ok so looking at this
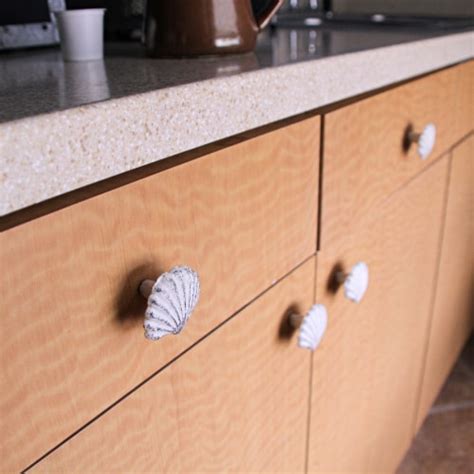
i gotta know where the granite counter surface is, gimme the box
[1,26,473,215]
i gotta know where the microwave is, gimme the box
[0,0,65,50]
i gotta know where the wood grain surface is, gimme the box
[0,117,320,472]
[308,157,449,473]
[30,258,315,473]
[321,64,461,251]
[416,135,474,430]
[454,60,474,140]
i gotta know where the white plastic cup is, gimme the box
[54,9,106,62]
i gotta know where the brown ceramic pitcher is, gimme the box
[145,0,284,57]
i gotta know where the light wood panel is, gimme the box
[454,60,474,140]
[0,117,320,472]
[416,135,474,429]
[30,258,315,473]
[308,158,449,473]
[322,64,459,250]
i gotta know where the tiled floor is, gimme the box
[398,335,474,474]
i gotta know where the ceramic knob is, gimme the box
[337,262,369,303]
[139,266,200,341]
[409,123,436,160]
[290,304,328,351]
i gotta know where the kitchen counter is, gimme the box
[0,25,473,215]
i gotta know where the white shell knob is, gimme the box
[338,262,369,303]
[290,304,328,351]
[410,123,436,160]
[139,266,200,341]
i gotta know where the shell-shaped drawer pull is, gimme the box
[139,266,200,341]
[337,261,369,303]
[409,123,436,160]
[290,304,328,351]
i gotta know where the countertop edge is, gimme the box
[1,30,473,216]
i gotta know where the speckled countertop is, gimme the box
[0,25,473,216]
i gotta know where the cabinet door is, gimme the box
[31,259,315,473]
[308,158,449,473]
[0,117,319,473]
[417,135,474,428]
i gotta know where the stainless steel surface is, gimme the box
[274,13,474,29]
[0,24,471,123]
[276,0,473,27]
[279,0,474,19]
[332,0,474,18]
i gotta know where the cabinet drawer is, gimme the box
[321,64,461,249]
[0,117,319,472]
[31,258,315,472]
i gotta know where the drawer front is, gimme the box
[321,64,460,250]
[31,258,315,473]
[0,117,320,472]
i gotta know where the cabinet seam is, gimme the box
[316,115,325,252]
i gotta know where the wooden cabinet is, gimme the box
[308,63,472,471]
[31,259,315,473]
[308,157,449,473]
[0,117,319,472]
[416,135,474,429]
[1,61,472,473]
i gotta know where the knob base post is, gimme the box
[139,279,155,298]
[408,131,421,144]
[289,312,304,328]
[336,271,348,284]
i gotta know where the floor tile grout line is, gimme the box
[429,400,474,415]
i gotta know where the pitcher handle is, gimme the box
[254,0,285,29]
